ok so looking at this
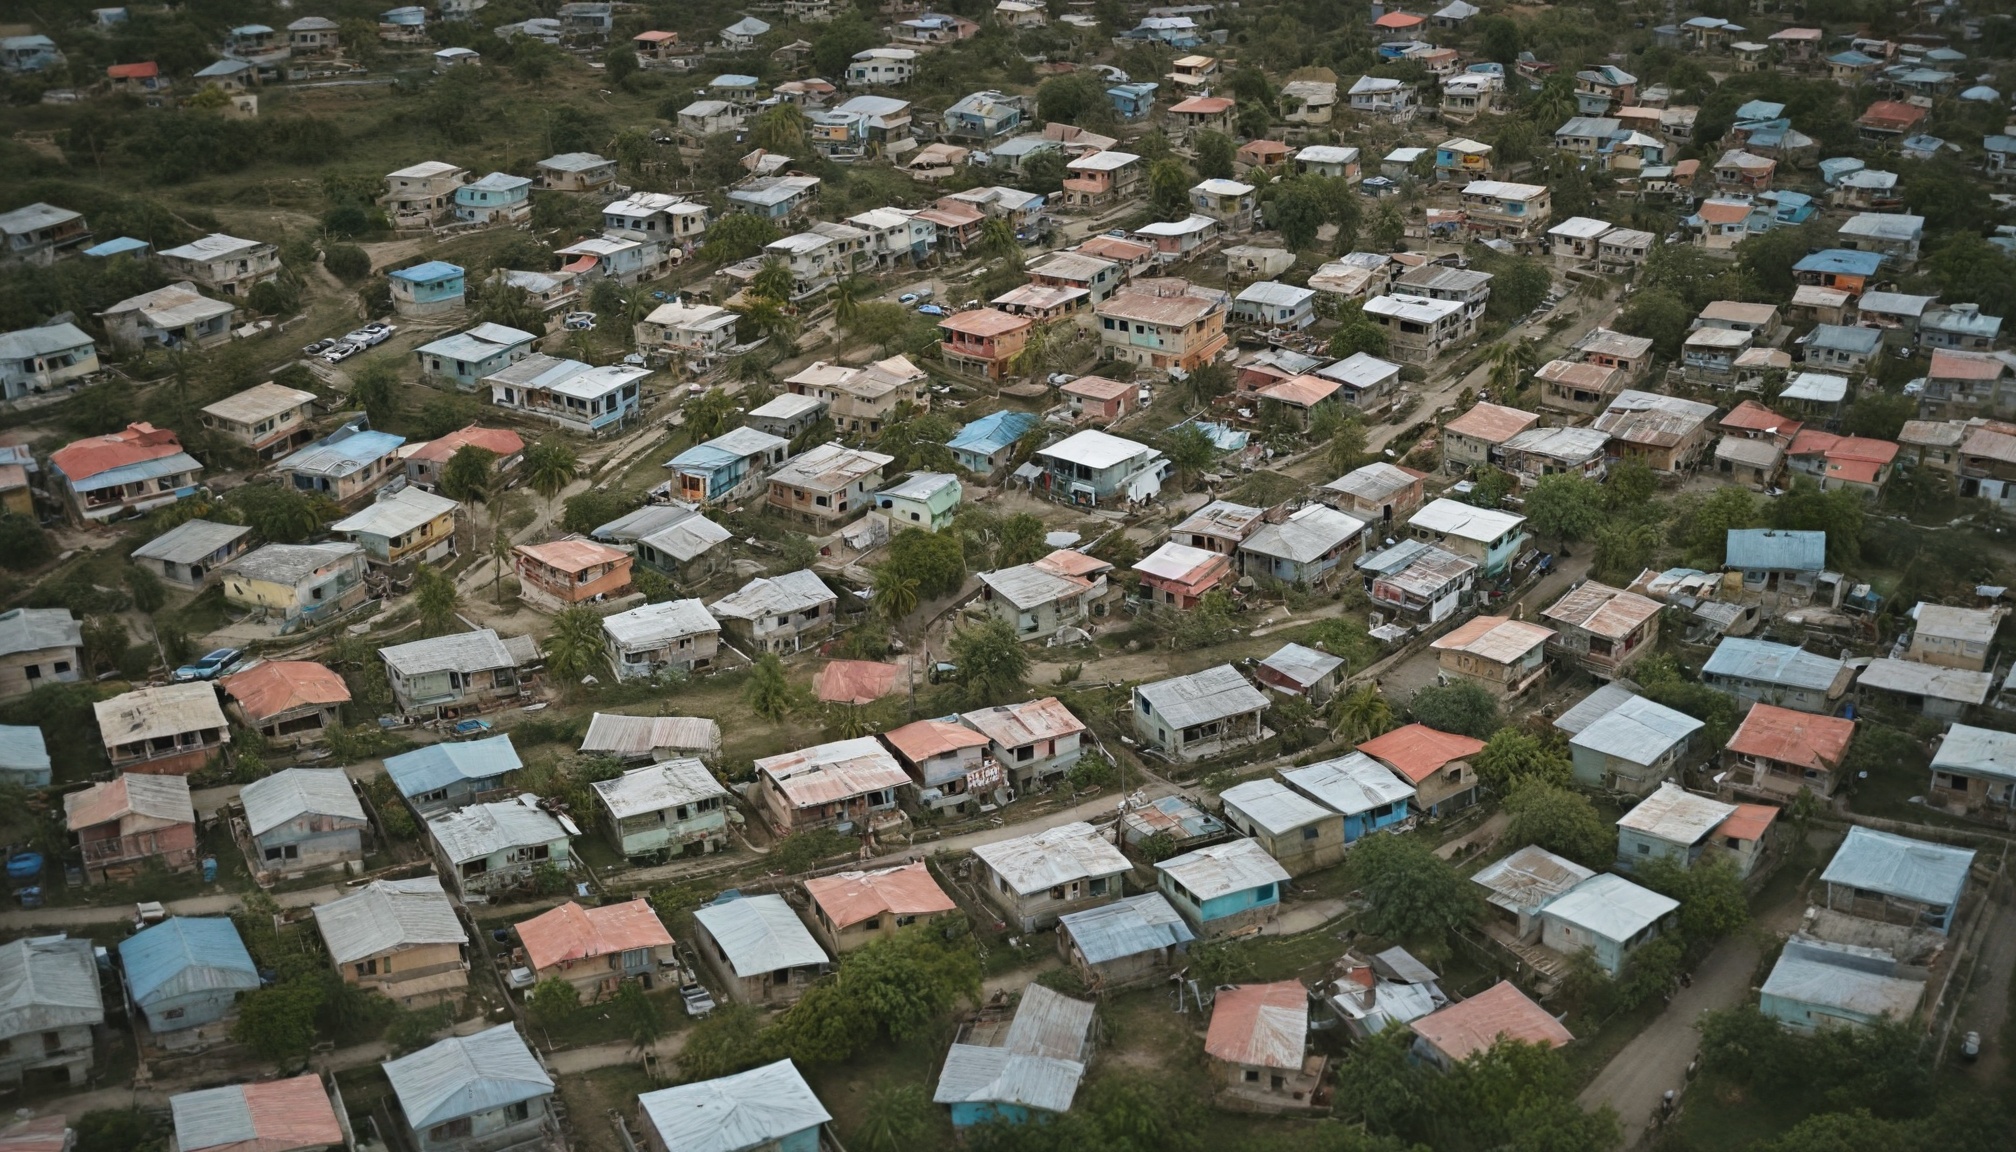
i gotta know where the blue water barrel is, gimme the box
[6,853,42,886]
[201,857,218,883]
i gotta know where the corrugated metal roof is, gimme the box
[591,759,726,819]
[383,734,522,797]
[602,599,717,647]
[517,899,671,971]
[755,737,911,809]
[961,698,1086,748]
[1931,723,2016,783]
[311,877,465,965]
[580,714,720,758]
[0,608,80,658]
[1156,838,1290,900]
[1134,664,1268,729]
[1858,658,1994,705]
[1615,782,1735,844]
[1409,498,1525,542]
[0,935,103,1036]
[331,488,458,539]
[1241,504,1366,564]
[239,767,366,837]
[134,519,251,565]
[934,1047,1085,1114]
[171,1074,342,1152]
[692,894,827,976]
[426,797,568,864]
[1057,893,1195,965]
[94,682,227,746]
[1703,636,1845,691]
[1002,983,1096,1061]
[221,662,350,722]
[379,629,517,677]
[805,862,956,929]
[1204,982,1307,1069]
[708,570,834,621]
[117,917,257,1006]
[1913,603,2003,645]
[977,563,1090,610]
[383,1023,553,1131]
[1553,681,1639,735]
[973,822,1130,894]
[1257,643,1344,689]
[65,773,194,831]
[1431,616,1556,662]
[0,724,49,777]
[1411,981,1571,1063]
[1471,845,1594,915]
[1761,936,1924,1021]
[1541,873,1678,943]
[1281,753,1414,817]
[1822,826,1974,907]
[1726,702,1855,771]
[1570,696,1702,764]
[640,1060,830,1152]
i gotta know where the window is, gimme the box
[430,1118,474,1141]
[505,1102,531,1124]
[1635,842,1650,855]
[1089,877,1108,896]
[1244,1070,1260,1083]
[264,844,300,862]
[1302,826,1320,841]
[355,959,379,977]
[864,917,881,930]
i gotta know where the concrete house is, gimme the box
[691,893,830,1006]
[948,411,1040,478]
[169,1076,343,1152]
[1701,637,1853,713]
[1133,665,1270,761]
[875,471,962,532]
[1615,782,1737,871]
[425,796,573,900]
[1594,391,1718,472]
[382,734,522,816]
[0,935,103,1087]
[454,173,533,224]
[0,725,48,788]
[64,773,198,882]
[1205,982,1326,1113]
[1135,542,1234,611]
[1406,498,1528,577]
[601,599,718,682]
[239,766,368,876]
[1760,936,1926,1034]
[1929,724,2016,813]
[311,877,468,1007]
[1032,430,1170,508]
[764,442,895,527]
[1240,505,1367,587]
[708,570,837,654]
[49,421,204,523]
[1280,753,1415,843]
[1323,462,1425,527]
[1156,839,1291,938]
[221,542,369,634]
[883,718,993,815]
[784,356,927,436]
[383,1025,555,1152]
[0,322,98,400]
[1820,826,1972,935]
[1906,604,2003,671]
[331,487,459,570]
[381,162,471,228]
[1171,501,1266,558]
[1430,616,1556,696]
[1723,702,1856,802]
[591,759,729,860]
[94,682,229,777]
[511,539,632,613]
[535,152,617,193]
[1539,873,1680,976]
[1093,278,1229,374]
[0,203,90,266]
[485,358,648,435]
[974,551,1109,641]
[1541,581,1661,679]
[380,630,529,720]
[1568,693,1702,795]
[974,822,1131,933]
[388,261,466,318]
[415,323,539,391]
[638,1061,831,1152]
[755,737,911,835]
[804,862,957,952]
[1218,779,1347,876]
[1457,180,1552,239]
[934,983,1093,1128]
[157,234,280,297]
[1442,402,1538,474]
[1857,658,1993,721]
[131,521,251,590]
[1056,894,1196,991]
[1410,982,1571,1071]
[1473,845,1594,945]
[1362,294,1467,364]
[1254,642,1346,702]
[200,381,317,461]
[274,426,406,508]
[515,899,674,1000]
[1358,724,1483,817]
[960,697,1087,788]
[116,917,258,1045]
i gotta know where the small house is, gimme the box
[1760,936,1926,1033]
[1701,636,1853,713]
[803,862,956,952]
[1856,658,1993,721]
[512,539,632,613]
[1906,604,2004,671]
[1253,642,1346,702]
[535,152,617,194]
[93,682,229,776]
[755,737,910,835]
[1722,701,1855,802]
[1239,505,1367,587]
[383,1025,555,1152]
[1472,845,1593,944]
[1031,429,1170,507]
[579,714,720,764]
[875,471,962,532]
[1593,391,1718,473]
[1615,782,1736,871]
[638,1061,831,1152]
[425,796,573,900]
[1567,693,1702,795]
[1059,376,1137,425]
[1410,982,1571,1071]
[591,759,728,860]
[239,766,369,875]
[1132,665,1270,761]
[1820,826,1972,934]
[1280,753,1414,842]
[1430,616,1556,696]
[960,697,1088,788]
[415,323,538,391]
[310,877,467,1007]
[883,718,993,816]
[64,773,197,882]
[380,629,529,719]
[973,822,1130,932]
[454,173,532,224]
[274,426,406,507]
[0,935,102,1086]
[404,424,524,492]
[221,542,368,634]
[1541,581,1661,679]
[708,570,837,654]
[1357,724,1483,816]
[974,551,1111,643]
[947,411,1039,478]
[116,917,258,1045]
[1134,543,1234,610]
[763,442,896,526]
[0,321,99,401]
[1539,872,1680,976]
[0,725,49,788]
[1928,724,2016,814]
[170,1076,342,1152]
[199,381,317,461]
[1322,462,1424,527]
[331,487,459,569]
[1056,893,1195,991]
[49,421,203,523]
[388,261,466,318]
[934,984,1094,1127]
[1441,402,1538,474]
[516,899,674,1000]
[691,893,830,1006]
[1205,982,1326,1113]
[1217,779,1346,876]
[601,600,719,682]
[1155,839,1291,937]
[131,520,252,590]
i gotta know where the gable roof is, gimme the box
[171,1074,343,1152]
[1057,892,1195,964]
[1411,981,1572,1061]
[1135,664,1268,727]
[239,767,365,837]
[640,1060,830,1152]
[517,899,672,971]
[805,862,956,930]
[384,734,522,797]
[221,661,350,721]
[117,917,258,1006]
[383,1023,553,1130]
[311,877,465,965]
[973,822,1129,893]
[1204,982,1307,1069]
[692,893,828,976]
[1820,826,1973,907]
[1358,724,1486,784]
[0,935,103,1037]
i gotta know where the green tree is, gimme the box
[1328,301,1390,359]
[1269,179,1325,251]
[1162,423,1218,488]
[231,977,325,1064]
[746,652,793,720]
[1504,780,1616,866]
[1473,729,1572,793]
[872,564,921,623]
[125,565,165,614]
[678,1003,775,1080]
[543,606,605,685]
[994,513,1046,567]
[852,1084,934,1152]
[0,515,52,571]
[1637,855,1750,941]
[1148,157,1191,220]
[1407,681,1500,739]
[751,103,811,156]
[1767,479,1864,567]
[1615,288,1693,360]
[612,978,662,1053]
[324,243,371,281]
[1351,833,1479,953]
[1483,258,1552,321]
[438,446,498,509]
[888,528,965,597]
[224,485,335,543]
[1330,682,1395,742]
[1333,1025,1425,1133]
[413,566,461,637]
[701,213,784,263]
[812,15,880,76]
[848,302,915,353]
[526,976,579,1030]
[1524,473,1605,546]
[348,359,401,428]
[523,440,580,511]
[948,618,1030,705]
[1678,484,1760,565]
[1371,201,1406,251]
[1842,392,1915,440]
[1325,414,1369,476]
[977,217,1023,272]
[1193,130,1235,180]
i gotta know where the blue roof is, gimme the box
[668,443,742,473]
[1057,893,1195,964]
[1829,51,1877,66]
[391,260,464,283]
[948,410,1039,456]
[1703,636,1844,692]
[1987,135,2016,154]
[1725,528,1825,571]
[1817,157,1865,183]
[1821,827,1973,907]
[279,430,405,479]
[70,452,202,495]
[712,73,759,86]
[1734,99,1785,123]
[1794,249,1884,277]
[83,236,150,257]
[117,917,258,1005]
[1901,134,1945,151]
[0,724,49,775]
[1807,324,1883,354]
[383,734,522,797]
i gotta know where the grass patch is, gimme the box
[800,1029,958,1149]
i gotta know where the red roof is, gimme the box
[634,30,677,43]
[0,1116,71,1152]
[1372,11,1426,28]
[410,424,526,464]
[1858,100,1927,131]
[1444,402,1539,443]
[206,1075,345,1152]
[1719,400,1799,437]
[221,661,351,721]
[1204,981,1309,1069]
[50,423,184,483]
[514,538,628,572]
[1719,803,1779,842]
[1786,429,1898,484]
[882,718,988,763]
[938,307,1034,337]
[1725,702,1855,773]
[1696,200,1753,225]
[1929,349,2007,381]
[1359,724,1486,784]
[1170,96,1236,115]
[1411,981,1572,1063]
[517,899,672,972]
[804,862,956,930]
[813,659,904,705]
[107,61,159,79]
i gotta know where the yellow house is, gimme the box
[330,487,459,568]
[221,542,369,634]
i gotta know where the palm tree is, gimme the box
[543,606,606,685]
[731,296,800,349]
[683,389,740,442]
[523,441,581,516]
[872,565,920,624]
[1009,320,1058,380]
[730,349,779,390]
[749,256,795,306]
[1330,682,1396,743]
[414,567,461,637]
[977,217,1022,270]
[994,513,1046,568]
[1162,423,1217,488]
[751,103,810,155]
[830,276,867,329]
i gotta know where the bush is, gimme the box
[323,244,371,281]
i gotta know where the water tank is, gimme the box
[6,853,43,886]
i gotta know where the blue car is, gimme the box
[916,304,947,317]
[172,648,243,683]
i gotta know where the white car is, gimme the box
[342,329,381,348]
[322,342,361,363]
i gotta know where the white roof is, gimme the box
[311,877,465,965]
[1461,179,1548,200]
[1296,145,1361,165]
[1541,873,1679,942]
[602,598,718,647]
[1156,838,1290,900]
[1822,826,1974,906]
[1778,372,1850,403]
[426,797,568,864]
[709,569,834,622]
[1234,280,1315,308]
[1037,429,1154,470]
[1135,541,1223,581]
[1067,150,1140,172]
[1135,664,1268,728]
[1929,723,2016,781]
[1571,696,1702,766]
[332,487,458,539]
[973,822,1130,894]
[1365,293,1464,323]
[387,161,464,180]
[1859,658,1994,705]
[1761,936,1924,1022]
[1472,845,1594,914]
[1281,753,1415,817]
[1615,782,1735,845]
[639,1060,831,1152]
[1220,778,1336,835]
[692,894,827,975]
[1194,178,1254,196]
[239,767,364,837]
[1548,216,1614,240]
[1409,497,1526,542]
[592,759,728,819]
[1257,642,1344,689]
[1241,504,1367,564]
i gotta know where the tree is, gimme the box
[1591,519,1662,585]
[994,513,1046,567]
[0,515,51,571]
[679,1003,775,1080]
[1462,466,1514,508]
[1524,473,1605,546]
[1842,392,1914,440]
[1408,681,1500,739]
[224,485,334,543]
[872,564,920,623]
[348,359,401,428]
[125,566,165,614]
[1615,287,1693,360]
[438,446,498,509]
[1328,302,1390,359]
[1473,729,1572,793]
[1036,72,1114,127]
[543,606,604,684]
[611,978,662,1053]
[1269,179,1325,251]
[888,528,965,598]
[1637,856,1750,941]
[948,618,1030,705]
[1325,415,1369,476]
[1679,484,1760,565]
[231,977,325,1064]
[1330,682,1395,742]
[1768,479,1864,567]
[1371,201,1406,251]
[1351,833,1478,951]
[323,243,371,281]
[1504,780,1615,866]
[746,652,793,721]
[413,566,461,637]
[1193,131,1235,180]
[852,1084,933,1152]
[848,302,915,352]
[751,103,811,156]
[1148,158,1191,221]
[1483,258,1552,321]
[1161,423,1218,488]
[977,217,1023,272]
[701,213,784,263]
[750,257,796,305]
[526,977,579,1030]
[523,441,580,510]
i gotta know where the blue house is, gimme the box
[0,35,63,73]
[1761,190,1816,227]
[1107,82,1159,120]
[274,423,406,506]
[415,322,539,390]
[118,917,260,1040]
[454,173,532,224]
[1154,839,1291,937]
[83,237,151,259]
[947,410,1038,477]
[935,984,1093,1127]
[1733,99,1785,126]
[1793,248,1883,289]
[665,425,789,505]
[1760,936,1927,1033]
[944,91,1023,144]
[1127,16,1201,47]
[383,733,523,816]
[1280,753,1415,842]
[1820,826,1973,935]
[1818,156,1865,186]
[640,1060,832,1152]
[388,261,466,318]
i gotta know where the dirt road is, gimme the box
[1960,881,2016,1083]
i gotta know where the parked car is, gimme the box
[563,311,596,331]
[680,983,716,1018]
[301,339,334,356]
[916,304,946,317]
[173,648,244,683]
[323,342,361,363]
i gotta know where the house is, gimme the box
[764,442,894,528]
[98,281,236,352]
[311,876,466,1006]
[1569,694,1702,796]
[1594,391,1718,472]
[1347,75,1412,117]
[1205,982,1326,1113]
[1820,826,1972,934]
[934,309,1033,382]
[708,570,836,654]
[587,758,728,862]
[1614,781,1736,871]
[804,862,956,953]
[93,682,229,777]
[452,173,532,225]
[1217,777,1346,874]
[1440,74,1499,123]
[1059,376,1137,425]
[1921,350,2016,423]
[199,381,317,462]
[1240,505,1367,587]
[415,323,538,390]
[1539,872,1680,976]
[1056,893,1195,990]
[935,983,1093,1128]
[486,358,649,435]
[221,543,368,634]
[381,630,529,721]
[1857,658,1993,721]
[601,600,719,683]
[1722,528,1827,597]
[593,501,730,584]
[1409,981,1572,1071]
[1231,282,1316,330]
[380,162,470,228]
[383,1024,555,1152]
[425,796,572,900]
[273,422,405,507]
[1031,430,1169,508]
[1362,295,1467,364]
[1295,145,1362,182]
[1280,753,1415,842]
[1929,724,2016,814]
[1167,94,1236,140]
[156,234,280,298]
[1441,402,1537,473]
[605,193,709,254]
[1132,665,1270,762]
[379,734,520,815]
[1723,701,1855,802]
[1500,426,1609,489]
[1359,724,1484,817]
[1155,839,1290,938]
[0,935,102,1086]
[386,261,465,318]
[170,1076,343,1152]
[534,152,617,194]
[947,411,1039,479]
[1836,212,1924,270]
[239,766,368,876]
[1254,643,1346,702]
[959,697,1087,789]
[1703,637,1853,713]
[1094,278,1229,373]
[1430,616,1556,696]
[1794,249,1883,297]
[580,714,721,764]
[870,471,959,533]
[755,737,910,835]
[744,393,827,440]
[1575,64,1636,113]
[0,725,48,788]
[1760,935,1926,1033]
[117,917,257,1047]
[1555,116,1622,156]
[1597,228,1654,272]
[1473,845,1594,944]
[515,899,674,1001]
[1279,79,1337,124]
[783,356,927,436]
[691,893,829,1006]
[1534,360,1624,419]
[1133,543,1234,611]
[0,322,98,400]
[1906,604,2003,671]
[1857,100,1928,141]
[221,661,349,750]
[511,539,632,613]
[726,175,822,221]
[1322,462,1425,527]
[331,488,459,571]
[973,550,1109,644]
[1921,305,2001,353]
[65,774,197,882]
[0,203,89,266]
[638,1060,830,1152]
[1541,581,1661,678]
[848,46,916,86]
[1407,498,1529,576]
[1458,180,1552,239]
[131,520,251,590]
[1434,138,1493,183]
[974,822,1130,933]
[1801,325,1883,377]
